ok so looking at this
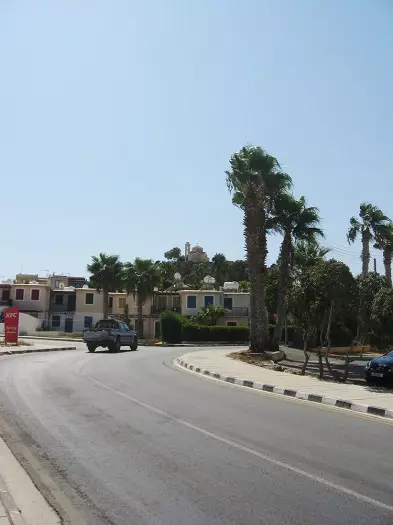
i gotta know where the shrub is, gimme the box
[182,323,249,342]
[161,310,185,344]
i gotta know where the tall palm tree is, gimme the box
[374,222,393,284]
[123,258,161,337]
[347,203,390,275]
[211,253,228,286]
[226,145,292,352]
[272,195,323,347]
[87,254,123,319]
[293,239,330,278]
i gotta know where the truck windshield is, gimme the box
[95,320,118,330]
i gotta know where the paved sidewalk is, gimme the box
[0,436,60,525]
[0,340,76,357]
[177,349,393,419]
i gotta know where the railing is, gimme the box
[225,307,249,316]
[151,305,181,314]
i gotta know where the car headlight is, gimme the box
[365,362,371,370]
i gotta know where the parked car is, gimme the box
[83,319,138,353]
[365,350,393,383]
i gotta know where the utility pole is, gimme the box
[374,258,377,273]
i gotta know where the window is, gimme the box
[224,297,233,310]
[52,315,61,328]
[15,289,24,300]
[84,316,93,329]
[55,294,63,305]
[31,289,40,301]
[187,295,197,309]
[204,296,214,306]
[85,293,94,305]
[118,297,126,309]
[1,289,10,301]
[227,321,237,326]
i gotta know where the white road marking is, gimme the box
[86,375,393,514]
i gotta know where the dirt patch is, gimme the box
[229,351,303,375]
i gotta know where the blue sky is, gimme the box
[1,0,392,279]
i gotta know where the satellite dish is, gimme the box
[59,282,65,289]
[174,273,181,281]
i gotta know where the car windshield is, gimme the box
[95,320,117,330]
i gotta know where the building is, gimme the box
[184,242,209,262]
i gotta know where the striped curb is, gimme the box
[0,346,77,356]
[176,357,393,420]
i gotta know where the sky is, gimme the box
[1,0,392,280]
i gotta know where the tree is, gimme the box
[347,203,390,275]
[87,254,123,319]
[356,272,387,343]
[191,305,226,326]
[226,145,292,352]
[374,223,393,284]
[211,253,229,286]
[293,239,330,278]
[123,258,161,337]
[371,286,393,347]
[164,247,182,261]
[272,194,323,347]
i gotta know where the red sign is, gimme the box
[4,307,20,344]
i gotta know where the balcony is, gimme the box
[151,305,181,315]
[225,307,249,317]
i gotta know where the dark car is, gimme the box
[365,350,393,383]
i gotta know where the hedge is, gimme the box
[161,310,185,344]
[182,323,249,342]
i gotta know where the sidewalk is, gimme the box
[0,436,60,525]
[177,349,393,419]
[0,340,77,357]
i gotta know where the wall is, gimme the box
[0,310,41,334]
[178,290,223,316]
[11,285,51,312]
[75,289,104,314]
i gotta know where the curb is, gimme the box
[159,343,248,347]
[20,336,83,342]
[176,357,393,420]
[0,346,77,356]
[0,469,26,525]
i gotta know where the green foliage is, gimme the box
[87,253,124,292]
[190,305,226,326]
[164,247,182,261]
[161,310,185,343]
[123,258,161,299]
[371,286,393,347]
[357,272,387,341]
[182,323,249,342]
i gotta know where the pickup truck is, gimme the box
[83,319,138,353]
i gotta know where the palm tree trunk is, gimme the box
[383,248,392,284]
[273,230,292,348]
[244,183,269,352]
[137,294,144,337]
[361,231,371,275]
[103,288,109,319]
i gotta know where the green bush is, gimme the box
[182,323,249,342]
[161,310,185,343]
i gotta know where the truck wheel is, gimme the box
[87,344,96,353]
[130,337,138,351]
[110,337,121,352]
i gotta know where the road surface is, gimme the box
[0,344,391,525]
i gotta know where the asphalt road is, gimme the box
[0,344,392,525]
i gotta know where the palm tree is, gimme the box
[211,253,228,286]
[293,239,330,272]
[271,195,323,347]
[87,254,123,319]
[374,223,393,284]
[347,203,390,275]
[123,258,161,337]
[226,145,292,352]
